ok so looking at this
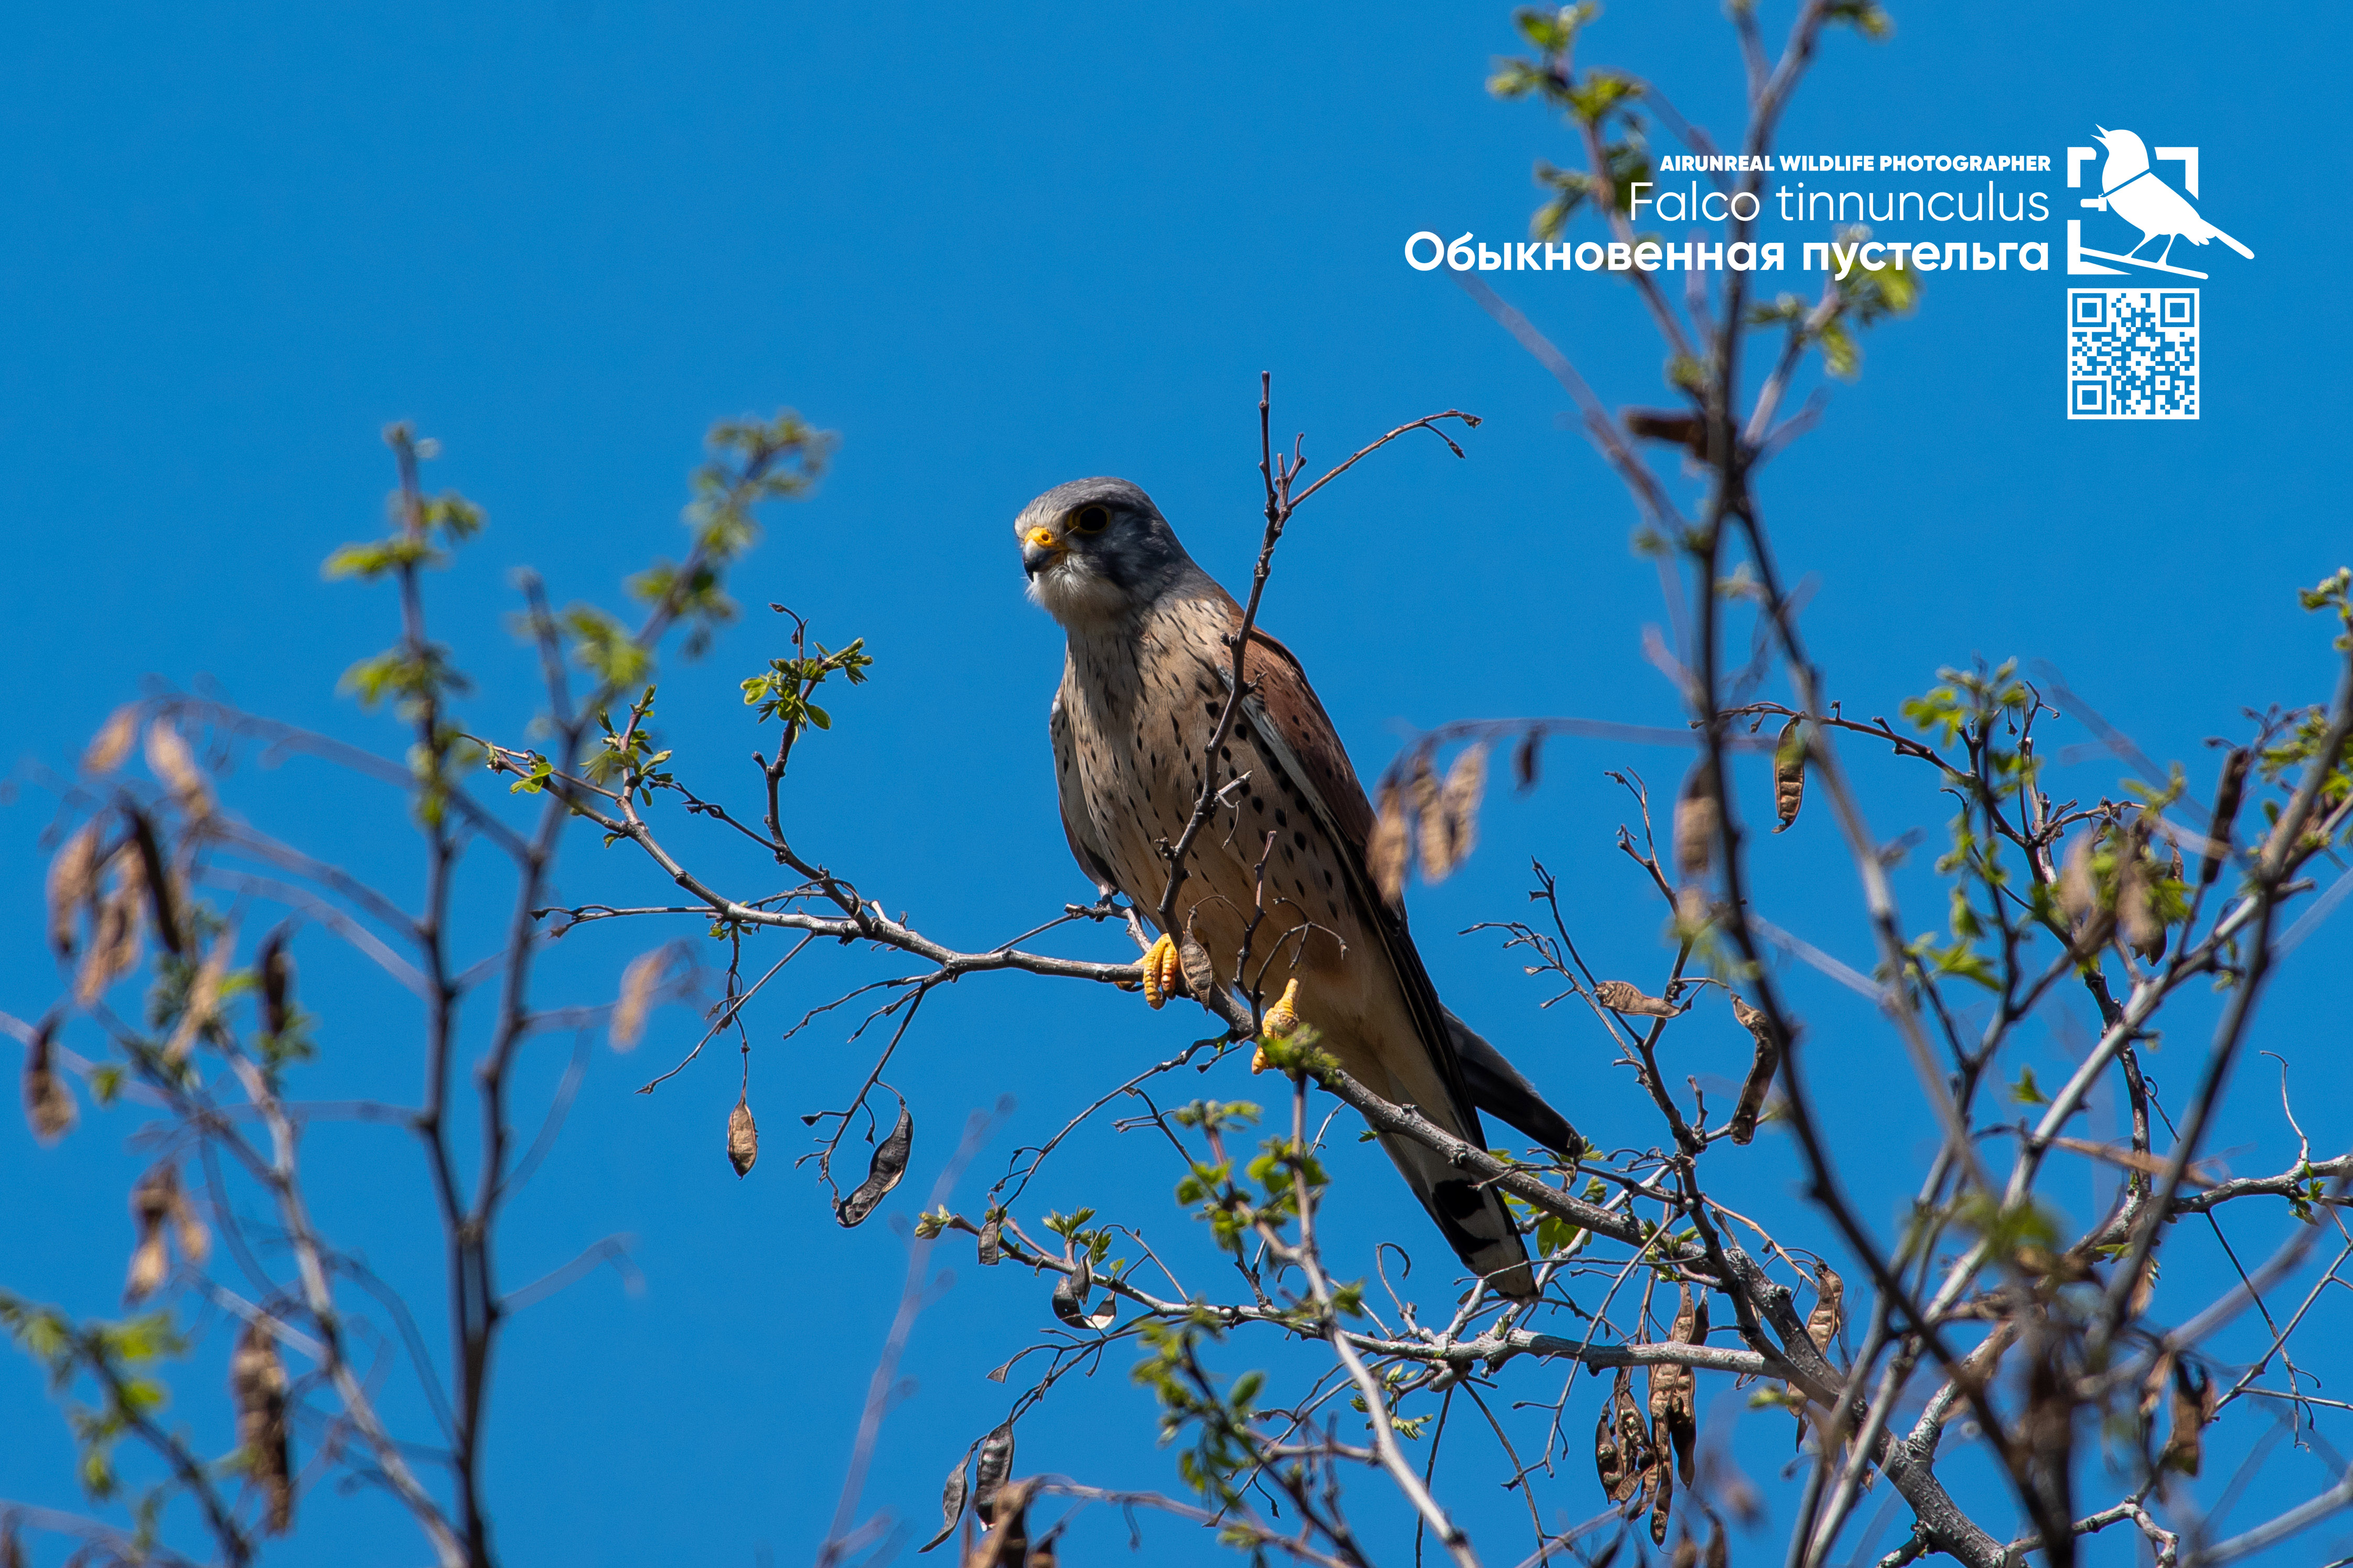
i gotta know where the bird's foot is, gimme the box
[1140,934,1184,1010]
[1250,979,1304,1073]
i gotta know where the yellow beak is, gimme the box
[1022,525,1067,575]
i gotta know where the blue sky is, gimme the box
[3,3,2348,1565]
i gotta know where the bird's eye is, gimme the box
[1073,504,1110,534]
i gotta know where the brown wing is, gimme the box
[1224,617,1490,1149]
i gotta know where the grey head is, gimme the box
[1014,477,1208,628]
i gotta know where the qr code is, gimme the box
[2067,289,2197,419]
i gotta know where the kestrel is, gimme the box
[1016,477,1577,1297]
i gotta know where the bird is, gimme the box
[2085,126,2252,268]
[1015,475,1578,1299]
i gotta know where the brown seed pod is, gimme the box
[230,1318,293,1532]
[1050,1251,1094,1328]
[1674,761,1721,883]
[2056,832,2098,930]
[76,848,148,1009]
[835,1103,914,1226]
[727,1096,759,1177]
[1705,1518,1728,1568]
[1420,743,1488,883]
[976,1213,1003,1267]
[45,820,102,959]
[1613,1370,1653,1506]
[126,808,183,957]
[1410,751,1454,881]
[144,718,214,821]
[1727,993,1779,1145]
[1646,1440,1675,1544]
[1593,981,1681,1019]
[1369,784,1410,906]
[84,704,141,775]
[23,1018,77,1144]
[1807,1264,1845,1357]
[166,935,235,1065]
[971,1422,1016,1522]
[610,948,668,1051]
[1594,1375,1630,1502]
[919,1451,971,1553]
[1514,730,1542,794]
[1649,1354,1697,1488]
[2159,1361,2215,1475]
[1771,716,1807,833]
[2202,748,2250,885]
[125,1164,179,1303]
[257,929,295,1039]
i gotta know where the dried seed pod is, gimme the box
[971,1422,1016,1522]
[126,1164,178,1303]
[84,704,140,775]
[1176,933,1217,1004]
[1646,1440,1674,1544]
[919,1451,971,1553]
[230,1318,293,1532]
[166,935,235,1065]
[835,1103,914,1226]
[168,1178,211,1268]
[2201,748,2249,885]
[1514,731,1542,794]
[77,849,147,1008]
[1807,1264,1844,1357]
[257,929,294,1039]
[126,808,184,957]
[46,820,102,958]
[1771,717,1807,832]
[2118,832,2164,961]
[2056,833,2098,930]
[1727,993,1779,1145]
[1369,785,1410,906]
[976,1213,1003,1267]
[1411,751,1456,881]
[1611,1370,1653,1505]
[144,719,214,821]
[1704,1518,1728,1568]
[1593,981,1680,1019]
[1,1512,23,1568]
[1593,1394,1626,1501]
[23,1017,77,1143]
[1670,1530,1700,1568]
[1674,761,1721,883]
[610,948,667,1051]
[2159,1361,2214,1475]
[1648,1355,1696,1487]
[727,1096,759,1177]
[1050,1251,1094,1328]
[1417,743,1487,883]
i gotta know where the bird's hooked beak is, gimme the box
[1022,523,1068,577]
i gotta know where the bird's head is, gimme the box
[1014,477,1201,628]
[2093,126,2150,173]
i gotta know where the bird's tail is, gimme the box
[1446,1011,1581,1159]
[1376,1131,1537,1299]
[2209,224,2253,259]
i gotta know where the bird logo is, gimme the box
[2068,127,2252,279]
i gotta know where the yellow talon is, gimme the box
[1252,979,1303,1073]
[1141,934,1181,1010]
